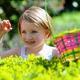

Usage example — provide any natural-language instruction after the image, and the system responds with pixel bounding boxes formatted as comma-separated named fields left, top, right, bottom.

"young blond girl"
left=0, top=6, right=60, bottom=60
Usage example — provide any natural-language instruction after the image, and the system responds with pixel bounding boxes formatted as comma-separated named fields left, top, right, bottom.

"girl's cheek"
left=37, top=35, right=44, bottom=40
left=20, top=34, right=26, bottom=40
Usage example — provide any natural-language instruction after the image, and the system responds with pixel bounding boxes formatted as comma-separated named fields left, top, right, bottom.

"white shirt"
left=20, top=44, right=59, bottom=60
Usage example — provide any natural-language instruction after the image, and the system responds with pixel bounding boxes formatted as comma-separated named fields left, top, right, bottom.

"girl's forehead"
left=21, top=20, right=42, bottom=30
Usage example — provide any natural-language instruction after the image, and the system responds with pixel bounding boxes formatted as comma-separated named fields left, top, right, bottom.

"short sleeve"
left=52, top=47, right=61, bottom=57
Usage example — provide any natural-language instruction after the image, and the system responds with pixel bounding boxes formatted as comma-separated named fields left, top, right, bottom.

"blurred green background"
left=0, top=0, right=80, bottom=50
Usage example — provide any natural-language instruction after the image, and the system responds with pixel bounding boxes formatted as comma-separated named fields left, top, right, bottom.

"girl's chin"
left=25, top=43, right=36, bottom=48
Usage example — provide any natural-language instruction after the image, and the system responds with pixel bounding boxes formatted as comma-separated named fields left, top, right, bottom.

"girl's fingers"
left=7, top=20, right=12, bottom=30
left=0, top=21, right=3, bottom=30
left=0, top=20, right=12, bottom=38
left=2, top=20, right=12, bottom=31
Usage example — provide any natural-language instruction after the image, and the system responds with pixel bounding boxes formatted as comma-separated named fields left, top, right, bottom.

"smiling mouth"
left=25, top=41, right=35, bottom=44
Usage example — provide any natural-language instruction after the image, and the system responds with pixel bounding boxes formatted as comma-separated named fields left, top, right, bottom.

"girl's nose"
left=26, top=33, right=33, bottom=40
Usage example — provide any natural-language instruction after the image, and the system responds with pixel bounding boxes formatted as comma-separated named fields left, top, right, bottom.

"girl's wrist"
left=0, top=31, right=6, bottom=39
left=0, top=20, right=6, bottom=39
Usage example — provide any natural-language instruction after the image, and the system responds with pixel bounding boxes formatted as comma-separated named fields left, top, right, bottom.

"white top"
left=20, top=44, right=59, bottom=60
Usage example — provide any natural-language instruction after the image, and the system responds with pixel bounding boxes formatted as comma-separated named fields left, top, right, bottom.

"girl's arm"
left=0, top=20, right=17, bottom=58
left=0, top=48, right=20, bottom=58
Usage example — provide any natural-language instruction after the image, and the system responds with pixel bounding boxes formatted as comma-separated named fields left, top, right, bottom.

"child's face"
left=20, top=20, right=48, bottom=49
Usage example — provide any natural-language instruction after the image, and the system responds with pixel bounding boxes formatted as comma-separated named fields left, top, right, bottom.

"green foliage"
left=0, top=54, right=80, bottom=80
left=11, top=0, right=27, bottom=11
left=52, top=11, right=80, bottom=34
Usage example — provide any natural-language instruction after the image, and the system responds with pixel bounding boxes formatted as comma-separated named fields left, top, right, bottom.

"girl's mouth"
left=25, top=41, right=35, bottom=44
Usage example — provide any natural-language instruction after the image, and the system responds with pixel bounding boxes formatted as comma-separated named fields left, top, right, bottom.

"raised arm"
left=0, top=20, right=19, bottom=58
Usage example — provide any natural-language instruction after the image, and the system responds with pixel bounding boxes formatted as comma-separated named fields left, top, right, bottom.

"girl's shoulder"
left=38, top=44, right=56, bottom=60
left=52, top=46, right=60, bottom=57
left=41, top=44, right=60, bottom=59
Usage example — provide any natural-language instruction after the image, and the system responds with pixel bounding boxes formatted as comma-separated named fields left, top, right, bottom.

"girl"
left=0, top=6, right=60, bottom=60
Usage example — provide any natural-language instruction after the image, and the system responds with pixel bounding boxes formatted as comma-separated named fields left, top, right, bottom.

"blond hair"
left=18, top=6, right=53, bottom=37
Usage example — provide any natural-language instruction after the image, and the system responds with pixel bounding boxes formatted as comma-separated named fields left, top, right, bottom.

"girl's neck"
left=25, top=44, right=44, bottom=55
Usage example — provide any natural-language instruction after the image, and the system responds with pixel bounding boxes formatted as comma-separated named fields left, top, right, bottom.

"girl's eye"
left=31, top=30, right=38, bottom=33
left=22, top=31, right=26, bottom=33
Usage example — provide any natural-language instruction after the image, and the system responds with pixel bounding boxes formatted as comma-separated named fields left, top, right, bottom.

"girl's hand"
left=0, top=20, right=12, bottom=38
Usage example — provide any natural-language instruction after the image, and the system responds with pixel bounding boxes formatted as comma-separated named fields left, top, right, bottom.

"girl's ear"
left=47, top=33, right=51, bottom=38
left=45, top=30, right=51, bottom=38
